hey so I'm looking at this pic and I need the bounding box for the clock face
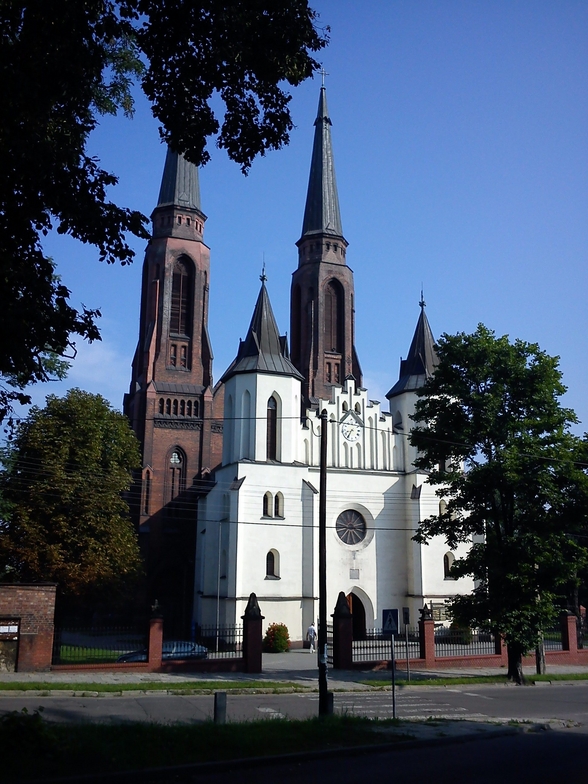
[341,422,361,442]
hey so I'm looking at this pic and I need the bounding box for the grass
[359,672,588,687]
[0,711,412,782]
[358,675,509,687]
[0,680,311,693]
[55,646,121,664]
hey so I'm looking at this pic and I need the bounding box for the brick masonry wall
[0,584,56,672]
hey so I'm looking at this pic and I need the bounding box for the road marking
[256,706,285,719]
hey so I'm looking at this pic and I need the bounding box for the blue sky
[31,1,588,430]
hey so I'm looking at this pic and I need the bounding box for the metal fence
[542,626,563,651]
[52,626,147,665]
[434,627,496,657]
[194,625,243,659]
[352,627,421,663]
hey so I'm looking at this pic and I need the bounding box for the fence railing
[352,627,421,663]
[194,625,243,659]
[52,626,147,665]
[434,627,496,657]
[542,626,563,651]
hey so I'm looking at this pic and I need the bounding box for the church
[125,86,474,640]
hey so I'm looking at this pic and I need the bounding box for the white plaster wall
[194,374,475,641]
[252,374,300,463]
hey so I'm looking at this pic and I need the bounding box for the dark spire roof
[386,296,439,398]
[301,87,343,238]
[221,281,304,383]
[157,147,202,211]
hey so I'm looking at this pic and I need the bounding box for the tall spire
[301,87,343,238]
[157,147,201,211]
[222,282,303,382]
[386,299,439,399]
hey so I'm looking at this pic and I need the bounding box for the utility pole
[318,409,332,716]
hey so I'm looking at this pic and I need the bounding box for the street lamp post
[318,408,332,716]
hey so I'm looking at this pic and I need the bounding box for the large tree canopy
[410,324,588,683]
[0,389,143,609]
[0,0,327,420]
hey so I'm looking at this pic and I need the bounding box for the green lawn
[0,711,411,781]
[54,645,123,664]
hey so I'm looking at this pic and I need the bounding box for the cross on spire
[319,67,329,86]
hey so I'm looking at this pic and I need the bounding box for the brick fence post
[418,610,436,667]
[147,606,163,671]
[561,612,578,654]
[493,631,508,665]
[332,591,353,670]
[242,593,264,673]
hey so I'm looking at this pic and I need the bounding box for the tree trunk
[535,635,546,675]
[507,643,526,684]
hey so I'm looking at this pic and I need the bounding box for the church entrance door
[346,592,366,640]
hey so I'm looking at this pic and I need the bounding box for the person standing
[307,621,317,653]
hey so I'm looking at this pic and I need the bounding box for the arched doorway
[346,592,366,640]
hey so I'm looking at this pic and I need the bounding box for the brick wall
[0,584,56,672]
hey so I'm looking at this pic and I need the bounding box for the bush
[449,621,472,645]
[263,623,290,653]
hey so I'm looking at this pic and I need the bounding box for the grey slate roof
[157,147,202,211]
[153,382,205,395]
[301,87,343,238]
[386,301,439,398]
[221,283,304,383]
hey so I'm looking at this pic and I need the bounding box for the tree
[410,324,588,684]
[0,1,327,420]
[0,389,143,614]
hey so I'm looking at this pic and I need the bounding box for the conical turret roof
[387,298,439,398]
[221,281,304,382]
[157,147,202,211]
[301,87,343,238]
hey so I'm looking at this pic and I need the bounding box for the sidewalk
[1,649,588,688]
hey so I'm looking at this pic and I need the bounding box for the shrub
[263,623,290,653]
[449,621,472,645]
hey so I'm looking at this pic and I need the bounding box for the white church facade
[191,86,474,641]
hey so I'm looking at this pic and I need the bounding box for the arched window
[187,400,192,417]
[143,470,151,515]
[439,500,447,517]
[324,279,343,352]
[444,552,456,579]
[170,258,192,335]
[165,399,171,415]
[274,492,284,518]
[266,549,280,578]
[158,398,164,415]
[263,492,273,517]
[267,397,277,461]
[172,399,178,416]
[180,400,185,416]
[291,285,301,364]
[355,403,361,414]
[194,399,200,417]
[167,448,186,514]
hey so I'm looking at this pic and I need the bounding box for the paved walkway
[1,650,588,688]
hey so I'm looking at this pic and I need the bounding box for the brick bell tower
[290,86,362,408]
[124,148,222,634]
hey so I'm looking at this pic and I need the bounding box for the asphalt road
[2,682,588,727]
[188,732,588,784]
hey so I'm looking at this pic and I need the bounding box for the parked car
[116,640,208,663]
